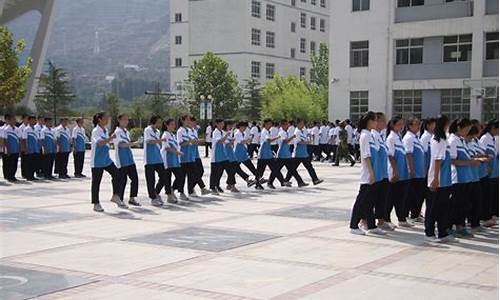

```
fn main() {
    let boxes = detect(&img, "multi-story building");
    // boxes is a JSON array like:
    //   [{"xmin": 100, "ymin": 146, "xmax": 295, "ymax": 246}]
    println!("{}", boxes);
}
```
[
  {"xmin": 170, "ymin": 0, "xmax": 329, "ymax": 92},
  {"xmin": 329, "ymin": 0, "xmax": 499, "ymax": 122}
]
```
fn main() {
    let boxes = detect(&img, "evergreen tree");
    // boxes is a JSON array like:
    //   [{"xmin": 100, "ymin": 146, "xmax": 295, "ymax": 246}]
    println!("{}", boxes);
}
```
[{"xmin": 242, "ymin": 78, "xmax": 262, "ymax": 121}]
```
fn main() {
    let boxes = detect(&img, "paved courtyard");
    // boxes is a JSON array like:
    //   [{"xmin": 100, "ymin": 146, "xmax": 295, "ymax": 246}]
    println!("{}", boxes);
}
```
[{"xmin": 0, "ymin": 149, "xmax": 498, "ymax": 300}]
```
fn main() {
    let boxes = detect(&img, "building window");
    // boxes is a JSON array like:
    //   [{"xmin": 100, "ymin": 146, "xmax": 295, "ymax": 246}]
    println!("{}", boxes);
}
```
[
  {"xmin": 310, "ymin": 41, "xmax": 316, "ymax": 55},
  {"xmin": 443, "ymin": 34, "xmax": 472, "ymax": 62},
  {"xmin": 300, "ymin": 13, "xmax": 306, "ymax": 28},
  {"xmin": 252, "ymin": 0, "xmax": 261, "ymax": 18},
  {"xmin": 310, "ymin": 17, "xmax": 316, "ymax": 30},
  {"xmin": 320, "ymin": 19, "xmax": 326, "ymax": 32},
  {"xmin": 266, "ymin": 31, "xmax": 275, "ymax": 48},
  {"xmin": 300, "ymin": 67, "xmax": 306, "ymax": 79},
  {"xmin": 251, "ymin": 61, "xmax": 261, "ymax": 78},
  {"xmin": 395, "ymin": 39, "xmax": 423, "ymax": 65},
  {"xmin": 291, "ymin": 22, "xmax": 296, "ymax": 33},
  {"xmin": 397, "ymin": 0, "xmax": 424, "ymax": 7},
  {"xmin": 266, "ymin": 4, "xmax": 275, "ymax": 21},
  {"xmin": 350, "ymin": 91, "xmax": 369, "ymax": 124},
  {"xmin": 291, "ymin": 0, "xmax": 296, "ymax": 6},
  {"xmin": 266, "ymin": 63, "xmax": 275, "ymax": 79},
  {"xmin": 440, "ymin": 89, "xmax": 470, "ymax": 119},
  {"xmin": 175, "ymin": 13, "xmax": 182, "ymax": 22},
  {"xmin": 350, "ymin": 41, "xmax": 369, "ymax": 67},
  {"xmin": 300, "ymin": 38, "xmax": 306, "ymax": 53},
  {"xmin": 393, "ymin": 90, "xmax": 422, "ymax": 119},
  {"xmin": 175, "ymin": 36, "xmax": 182, "ymax": 45},
  {"xmin": 320, "ymin": 0, "xmax": 326, "ymax": 8},
  {"xmin": 291, "ymin": 48, "xmax": 296, "ymax": 58},
  {"xmin": 483, "ymin": 87, "xmax": 499, "ymax": 121},
  {"xmin": 485, "ymin": 32, "xmax": 499, "ymax": 60},
  {"xmin": 251, "ymin": 28, "xmax": 261, "ymax": 46},
  {"xmin": 175, "ymin": 58, "xmax": 182, "ymax": 67},
  {"xmin": 311, "ymin": 0, "xmax": 316, "ymax": 5},
  {"xmin": 352, "ymin": 0, "xmax": 370, "ymax": 11}
]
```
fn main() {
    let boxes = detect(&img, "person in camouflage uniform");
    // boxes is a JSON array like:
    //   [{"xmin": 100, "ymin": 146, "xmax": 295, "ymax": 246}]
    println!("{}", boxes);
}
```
[{"xmin": 333, "ymin": 121, "xmax": 356, "ymax": 167}]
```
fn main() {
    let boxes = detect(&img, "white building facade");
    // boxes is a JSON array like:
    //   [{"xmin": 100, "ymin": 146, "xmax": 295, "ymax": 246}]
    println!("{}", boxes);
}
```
[
  {"xmin": 329, "ymin": 0, "xmax": 499, "ymax": 123},
  {"xmin": 170, "ymin": 0, "xmax": 329, "ymax": 92}
]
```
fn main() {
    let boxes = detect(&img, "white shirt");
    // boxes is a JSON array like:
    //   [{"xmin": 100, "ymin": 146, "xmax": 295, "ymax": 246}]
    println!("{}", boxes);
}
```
[
  {"xmin": 72, "ymin": 125, "xmax": 85, "ymax": 140},
  {"xmin": 427, "ymin": 137, "xmax": 448, "ymax": 187},
  {"xmin": 319, "ymin": 125, "xmax": 329, "ymax": 144},
  {"xmin": 260, "ymin": 128, "xmax": 270, "ymax": 145},
  {"xmin": 250, "ymin": 126, "xmax": 260, "ymax": 144},
  {"xmin": 205, "ymin": 125, "xmax": 212, "ymax": 143},
  {"xmin": 287, "ymin": 125, "xmax": 296, "ymax": 138},
  {"xmin": 345, "ymin": 124, "xmax": 354, "ymax": 144},
  {"xmin": 448, "ymin": 133, "xmax": 470, "ymax": 184},
  {"xmin": 211, "ymin": 128, "xmax": 223, "ymax": 163},
  {"xmin": 144, "ymin": 125, "xmax": 161, "ymax": 164},
  {"xmin": 113, "ymin": 127, "xmax": 132, "ymax": 168},
  {"xmin": 311, "ymin": 126, "xmax": 320, "ymax": 145},
  {"xmin": 234, "ymin": 130, "xmax": 245, "ymax": 144},
  {"xmin": 420, "ymin": 130, "xmax": 433, "ymax": 153},
  {"xmin": 270, "ymin": 126, "xmax": 279, "ymax": 145},
  {"xmin": 403, "ymin": 131, "xmax": 423, "ymax": 154},
  {"xmin": 359, "ymin": 129, "xmax": 377, "ymax": 184},
  {"xmin": 386, "ymin": 131, "xmax": 404, "ymax": 179}
]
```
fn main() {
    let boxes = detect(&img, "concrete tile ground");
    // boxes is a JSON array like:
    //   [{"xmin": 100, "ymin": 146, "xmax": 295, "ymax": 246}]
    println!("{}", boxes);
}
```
[{"xmin": 0, "ymin": 149, "xmax": 498, "ymax": 299}]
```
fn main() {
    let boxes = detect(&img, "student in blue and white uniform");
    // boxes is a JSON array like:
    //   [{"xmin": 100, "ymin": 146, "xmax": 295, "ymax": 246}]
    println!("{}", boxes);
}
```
[
  {"xmin": 425, "ymin": 115, "xmax": 456, "ymax": 243},
  {"xmin": 257, "ymin": 119, "xmax": 288, "ymax": 189},
  {"xmin": 319, "ymin": 121, "xmax": 330, "ymax": 162},
  {"xmin": 41, "ymin": 118, "xmax": 56, "ymax": 179},
  {"xmin": 479, "ymin": 120, "xmax": 499, "ymax": 222},
  {"xmin": 18, "ymin": 115, "xmax": 29, "ymax": 179},
  {"xmin": 270, "ymin": 122, "xmax": 280, "ymax": 155},
  {"xmin": 288, "ymin": 120, "xmax": 296, "ymax": 155},
  {"xmin": 189, "ymin": 117, "xmax": 210, "ymax": 196},
  {"xmin": 144, "ymin": 115, "xmax": 167, "ymax": 206},
  {"xmin": 248, "ymin": 122, "xmax": 260, "ymax": 159},
  {"xmin": 204, "ymin": 123, "xmax": 212, "ymax": 158},
  {"xmin": 209, "ymin": 118, "xmax": 229, "ymax": 194},
  {"xmin": 90, "ymin": 112, "xmax": 124, "ymax": 212},
  {"xmin": 1, "ymin": 114, "xmax": 20, "ymax": 182},
  {"xmin": 223, "ymin": 121, "xmax": 242, "ymax": 192},
  {"xmin": 55, "ymin": 118, "xmax": 72, "ymax": 179},
  {"xmin": 72, "ymin": 118, "xmax": 87, "ymax": 178},
  {"xmin": 21, "ymin": 116, "xmax": 39, "ymax": 181},
  {"xmin": 403, "ymin": 117, "xmax": 426, "ymax": 223},
  {"xmin": 385, "ymin": 116, "xmax": 412, "ymax": 228},
  {"xmin": 114, "ymin": 114, "xmax": 139, "ymax": 207},
  {"xmin": 276, "ymin": 120, "xmax": 306, "ymax": 187},
  {"xmin": 176, "ymin": 115, "xmax": 195, "ymax": 200},
  {"xmin": 157, "ymin": 119, "xmax": 183, "ymax": 204},
  {"xmin": 34, "ymin": 117, "xmax": 46, "ymax": 178},
  {"xmin": 349, "ymin": 111, "xmax": 386, "ymax": 235},
  {"xmin": 420, "ymin": 118, "xmax": 436, "ymax": 177},
  {"xmin": 234, "ymin": 121, "xmax": 261, "ymax": 189}
]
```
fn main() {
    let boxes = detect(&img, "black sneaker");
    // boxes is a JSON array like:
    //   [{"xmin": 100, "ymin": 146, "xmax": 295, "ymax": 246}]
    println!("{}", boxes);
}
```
[
  {"xmin": 259, "ymin": 178, "xmax": 268, "ymax": 185},
  {"xmin": 298, "ymin": 182, "xmax": 309, "ymax": 188},
  {"xmin": 313, "ymin": 179, "xmax": 324, "ymax": 185},
  {"xmin": 281, "ymin": 181, "xmax": 292, "ymax": 187},
  {"xmin": 128, "ymin": 198, "xmax": 141, "ymax": 206},
  {"xmin": 255, "ymin": 185, "xmax": 264, "ymax": 190},
  {"xmin": 267, "ymin": 183, "xmax": 276, "ymax": 189},
  {"xmin": 350, "ymin": 160, "xmax": 356, "ymax": 167},
  {"xmin": 247, "ymin": 179, "xmax": 256, "ymax": 187},
  {"xmin": 216, "ymin": 186, "xmax": 224, "ymax": 193}
]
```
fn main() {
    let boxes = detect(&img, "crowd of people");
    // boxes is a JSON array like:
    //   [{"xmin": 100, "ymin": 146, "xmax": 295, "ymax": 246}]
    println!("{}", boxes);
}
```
[{"xmin": 349, "ymin": 112, "xmax": 499, "ymax": 243}]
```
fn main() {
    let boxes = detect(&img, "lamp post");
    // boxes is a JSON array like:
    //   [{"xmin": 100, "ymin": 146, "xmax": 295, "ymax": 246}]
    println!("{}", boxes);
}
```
[{"xmin": 200, "ymin": 94, "xmax": 213, "ymax": 130}]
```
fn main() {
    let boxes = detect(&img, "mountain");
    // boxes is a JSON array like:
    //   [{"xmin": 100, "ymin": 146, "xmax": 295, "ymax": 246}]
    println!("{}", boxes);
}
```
[{"xmin": 6, "ymin": 0, "xmax": 170, "ymax": 109}]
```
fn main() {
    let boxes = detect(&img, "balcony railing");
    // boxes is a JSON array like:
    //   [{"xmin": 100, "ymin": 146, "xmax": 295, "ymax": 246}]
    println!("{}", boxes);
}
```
[{"xmin": 395, "ymin": 1, "xmax": 474, "ymax": 23}]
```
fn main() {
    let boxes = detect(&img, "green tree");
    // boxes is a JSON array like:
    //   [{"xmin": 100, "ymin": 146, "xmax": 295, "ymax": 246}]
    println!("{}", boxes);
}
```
[
  {"xmin": 188, "ymin": 52, "xmax": 242, "ymax": 119},
  {"xmin": 129, "ymin": 98, "xmax": 146, "ymax": 129},
  {"xmin": 105, "ymin": 94, "xmax": 120, "ymax": 131},
  {"xmin": 0, "ymin": 26, "xmax": 32, "ymax": 108},
  {"xmin": 261, "ymin": 75, "xmax": 325, "ymax": 122},
  {"xmin": 310, "ymin": 43, "xmax": 329, "ymax": 113},
  {"xmin": 35, "ymin": 61, "xmax": 75, "ymax": 120},
  {"xmin": 241, "ymin": 78, "xmax": 262, "ymax": 121}
]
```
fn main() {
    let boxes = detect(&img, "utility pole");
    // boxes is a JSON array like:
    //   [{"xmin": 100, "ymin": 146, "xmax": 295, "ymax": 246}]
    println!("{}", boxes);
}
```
[{"xmin": 144, "ymin": 82, "xmax": 176, "ymax": 116}]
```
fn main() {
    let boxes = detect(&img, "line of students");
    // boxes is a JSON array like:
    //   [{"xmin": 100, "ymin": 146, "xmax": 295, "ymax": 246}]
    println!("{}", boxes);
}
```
[
  {"xmin": 89, "ymin": 113, "xmax": 324, "ymax": 212},
  {"xmin": 349, "ymin": 112, "xmax": 499, "ymax": 242},
  {"xmin": 0, "ymin": 114, "xmax": 87, "ymax": 183}
]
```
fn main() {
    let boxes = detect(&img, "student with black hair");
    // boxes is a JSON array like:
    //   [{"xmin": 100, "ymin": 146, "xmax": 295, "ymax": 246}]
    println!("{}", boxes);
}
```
[
  {"xmin": 113, "ymin": 114, "xmax": 139, "ymax": 207},
  {"xmin": 385, "ymin": 116, "xmax": 412, "ymax": 228},
  {"xmin": 18, "ymin": 114, "xmax": 29, "ymax": 179},
  {"xmin": 205, "ymin": 122, "xmax": 212, "ymax": 158},
  {"xmin": 223, "ymin": 120, "xmax": 242, "ymax": 192},
  {"xmin": 1, "ymin": 114, "xmax": 20, "ymax": 182},
  {"xmin": 157, "ymin": 119, "xmax": 184, "ymax": 204},
  {"xmin": 176, "ymin": 115, "xmax": 195, "ymax": 200},
  {"xmin": 234, "ymin": 121, "xmax": 261, "ymax": 189},
  {"xmin": 189, "ymin": 117, "xmax": 211, "ymax": 196},
  {"xmin": 210, "ymin": 118, "xmax": 229, "ymax": 194},
  {"xmin": 479, "ymin": 119, "xmax": 499, "ymax": 222},
  {"xmin": 425, "ymin": 115, "xmax": 456, "ymax": 243},
  {"xmin": 41, "ymin": 118, "xmax": 56, "ymax": 179},
  {"xmin": 55, "ymin": 118, "xmax": 72, "ymax": 179},
  {"xmin": 349, "ymin": 111, "xmax": 386, "ymax": 235},
  {"xmin": 34, "ymin": 116, "xmax": 46, "ymax": 178},
  {"xmin": 143, "ymin": 115, "xmax": 167, "ymax": 206},
  {"xmin": 420, "ymin": 118, "xmax": 436, "ymax": 175},
  {"xmin": 248, "ymin": 121, "xmax": 260, "ymax": 158},
  {"xmin": 257, "ymin": 119, "xmax": 289, "ymax": 189},
  {"xmin": 21, "ymin": 116, "xmax": 38, "ymax": 181},
  {"xmin": 90, "ymin": 112, "xmax": 125, "ymax": 212},
  {"xmin": 275, "ymin": 120, "xmax": 307, "ymax": 187},
  {"xmin": 72, "ymin": 118, "xmax": 87, "ymax": 178}
]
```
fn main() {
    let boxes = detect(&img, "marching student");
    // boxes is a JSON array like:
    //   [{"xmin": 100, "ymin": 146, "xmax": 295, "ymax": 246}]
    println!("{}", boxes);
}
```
[
  {"xmin": 205, "ymin": 122, "xmax": 212, "ymax": 158},
  {"xmin": 34, "ymin": 117, "xmax": 46, "ymax": 178},
  {"xmin": 310, "ymin": 122, "xmax": 321, "ymax": 161},
  {"xmin": 176, "ymin": 115, "xmax": 195, "ymax": 199},
  {"xmin": 189, "ymin": 117, "xmax": 210, "ymax": 196},
  {"xmin": 41, "ymin": 118, "xmax": 56, "ymax": 179},
  {"xmin": 420, "ymin": 117, "xmax": 436, "ymax": 176},
  {"xmin": 113, "ymin": 114, "xmax": 140, "ymax": 207},
  {"xmin": 157, "ymin": 119, "xmax": 183, "ymax": 203},
  {"xmin": 385, "ymin": 116, "xmax": 412, "ymax": 227},
  {"xmin": 72, "ymin": 118, "xmax": 87, "ymax": 178},
  {"xmin": 319, "ymin": 121, "xmax": 330, "ymax": 162},
  {"xmin": 403, "ymin": 117, "xmax": 426, "ymax": 223},
  {"xmin": 54, "ymin": 118, "xmax": 72, "ymax": 179},
  {"xmin": 21, "ymin": 116, "xmax": 38, "ymax": 181},
  {"xmin": 248, "ymin": 121, "xmax": 260, "ymax": 159},
  {"xmin": 144, "ymin": 115, "xmax": 167, "ymax": 206},
  {"xmin": 288, "ymin": 119, "xmax": 323, "ymax": 185},
  {"xmin": 257, "ymin": 119, "xmax": 289, "ymax": 189},
  {"xmin": 274, "ymin": 120, "xmax": 307, "ymax": 187},
  {"xmin": 270, "ymin": 121, "xmax": 280, "ymax": 154},
  {"xmin": 234, "ymin": 121, "xmax": 262, "ymax": 189},
  {"xmin": 223, "ymin": 121, "xmax": 241, "ymax": 192},
  {"xmin": 90, "ymin": 112, "xmax": 125, "ymax": 212},
  {"xmin": 1, "ymin": 114, "xmax": 20, "ymax": 182},
  {"xmin": 288, "ymin": 120, "xmax": 296, "ymax": 154},
  {"xmin": 210, "ymin": 118, "xmax": 229, "ymax": 194},
  {"xmin": 19, "ymin": 115, "xmax": 29, "ymax": 179},
  {"xmin": 0, "ymin": 121, "xmax": 4, "ymax": 180},
  {"xmin": 333, "ymin": 121, "xmax": 356, "ymax": 167},
  {"xmin": 349, "ymin": 111, "xmax": 386, "ymax": 235},
  {"xmin": 425, "ymin": 115, "xmax": 456, "ymax": 243},
  {"xmin": 479, "ymin": 120, "xmax": 499, "ymax": 222},
  {"xmin": 345, "ymin": 119, "xmax": 355, "ymax": 157}
]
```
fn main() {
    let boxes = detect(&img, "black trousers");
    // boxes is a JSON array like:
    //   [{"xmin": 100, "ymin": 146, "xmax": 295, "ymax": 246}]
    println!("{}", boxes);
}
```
[
  {"xmin": 374, "ymin": 179, "xmax": 389, "ymax": 220},
  {"xmin": 2, "ymin": 153, "xmax": 19, "ymax": 180},
  {"xmin": 272, "ymin": 158, "xmax": 303, "ymax": 185},
  {"xmin": 467, "ymin": 181, "xmax": 482, "ymax": 228},
  {"xmin": 118, "ymin": 164, "xmax": 139, "ymax": 200},
  {"xmin": 257, "ymin": 158, "xmax": 284, "ymax": 184},
  {"xmin": 55, "ymin": 152, "xmax": 70, "ymax": 176},
  {"xmin": 385, "ymin": 180, "xmax": 409, "ymax": 223},
  {"xmin": 319, "ymin": 144, "xmax": 330, "ymax": 160},
  {"xmin": 91, "ymin": 163, "xmax": 120, "ymax": 204},
  {"xmin": 205, "ymin": 142, "xmax": 212, "ymax": 157},
  {"xmin": 234, "ymin": 162, "xmax": 250, "ymax": 181},
  {"xmin": 248, "ymin": 144, "xmax": 259, "ymax": 158},
  {"xmin": 425, "ymin": 187, "xmax": 452, "ymax": 238},
  {"xmin": 156, "ymin": 167, "xmax": 182, "ymax": 195},
  {"xmin": 312, "ymin": 145, "xmax": 322, "ymax": 161},
  {"xmin": 331, "ymin": 145, "xmax": 338, "ymax": 161},
  {"xmin": 350, "ymin": 184, "xmax": 377, "ymax": 230},
  {"xmin": 36, "ymin": 150, "xmax": 44, "ymax": 177},
  {"xmin": 240, "ymin": 159, "xmax": 258, "ymax": 177},
  {"xmin": 489, "ymin": 178, "xmax": 499, "ymax": 217},
  {"xmin": 20, "ymin": 153, "xmax": 28, "ymax": 178},
  {"xmin": 177, "ymin": 162, "xmax": 197, "ymax": 194},
  {"xmin": 24, "ymin": 153, "xmax": 36, "ymax": 180},
  {"xmin": 225, "ymin": 161, "xmax": 238, "ymax": 186},
  {"xmin": 286, "ymin": 157, "xmax": 318, "ymax": 182},
  {"xmin": 480, "ymin": 177, "xmax": 492, "ymax": 221},
  {"xmin": 271, "ymin": 144, "xmax": 279, "ymax": 155},
  {"xmin": 194, "ymin": 158, "xmax": 206, "ymax": 189},
  {"xmin": 210, "ymin": 161, "xmax": 226, "ymax": 189},
  {"xmin": 408, "ymin": 178, "xmax": 426, "ymax": 219},
  {"xmin": 145, "ymin": 163, "xmax": 166, "ymax": 199},
  {"xmin": 450, "ymin": 183, "xmax": 469, "ymax": 228},
  {"xmin": 42, "ymin": 153, "xmax": 55, "ymax": 178},
  {"xmin": 73, "ymin": 151, "xmax": 85, "ymax": 176}
]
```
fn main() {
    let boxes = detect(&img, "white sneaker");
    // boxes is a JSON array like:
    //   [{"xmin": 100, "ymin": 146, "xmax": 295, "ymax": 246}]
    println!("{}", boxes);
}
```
[
  {"xmin": 368, "ymin": 228, "xmax": 387, "ymax": 235},
  {"xmin": 378, "ymin": 222, "xmax": 395, "ymax": 231},
  {"xmin": 230, "ymin": 186, "xmax": 240, "ymax": 193},
  {"xmin": 398, "ymin": 221, "xmax": 414, "ymax": 228},
  {"xmin": 200, "ymin": 188, "xmax": 211, "ymax": 195},
  {"xmin": 93, "ymin": 203, "xmax": 104, "ymax": 212},
  {"xmin": 210, "ymin": 188, "xmax": 220, "ymax": 195},
  {"xmin": 179, "ymin": 193, "xmax": 189, "ymax": 201},
  {"xmin": 151, "ymin": 197, "xmax": 164, "ymax": 207},
  {"xmin": 424, "ymin": 236, "xmax": 437, "ymax": 243},
  {"xmin": 359, "ymin": 222, "xmax": 368, "ymax": 231},
  {"xmin": 437, "ymin": 235, "xmax": 459, "ymax": 243},
  {"xmin": 167, "ymin": 194, "xmax": 177, "ymax": 204},
  {"xmin": 410, "ymin": 216, "xmax": 424, "ymax": 223},
  {"xmin": 386, "ymin": 222, "xmax": 397, "ymax": 230},
  {"xmin": 350, "ymin": 228, "xmax": 366, "ymax": 235},
  {"xmin": 189, "ymin": 192, "xmax": 198, "ymax": 198},
  {"xmin": 110, "ymin": 195, "xmax": 128, "ymax": 209}
]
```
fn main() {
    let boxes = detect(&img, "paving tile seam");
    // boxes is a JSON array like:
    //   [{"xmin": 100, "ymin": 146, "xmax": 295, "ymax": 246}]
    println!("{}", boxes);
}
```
[{"xmin": 224, "ymin": 254, "xmax": 341, "ymax": 271}]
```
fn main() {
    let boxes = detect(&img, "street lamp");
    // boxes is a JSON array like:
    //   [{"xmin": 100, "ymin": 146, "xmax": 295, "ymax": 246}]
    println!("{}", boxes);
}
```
[{"xmin": 200, "ymin": 94, "xmax": 213, "ymax": 129}]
